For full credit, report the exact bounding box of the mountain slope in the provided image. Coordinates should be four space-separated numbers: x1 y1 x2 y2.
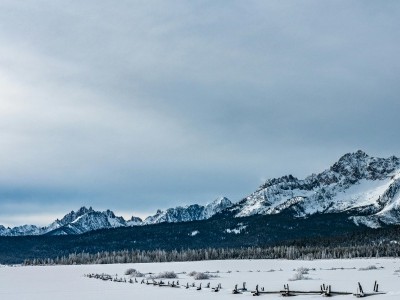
49 209 128 235
143 197 233 225
0 224 42 236
230 150 400 227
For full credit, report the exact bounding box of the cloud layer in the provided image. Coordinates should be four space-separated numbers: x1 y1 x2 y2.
0 1 399 226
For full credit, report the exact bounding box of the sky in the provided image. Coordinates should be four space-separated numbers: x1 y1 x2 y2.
0 0 399 227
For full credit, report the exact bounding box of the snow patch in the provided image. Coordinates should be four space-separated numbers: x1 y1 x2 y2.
190 230 199 236
225 224 247 234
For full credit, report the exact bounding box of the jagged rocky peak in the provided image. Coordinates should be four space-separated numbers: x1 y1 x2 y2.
202 196 233 219
260 174 300 189
48 207 128 235
126 216 143 226
74 206 94 215
204 196 232 210
0 225 7 237
330 150 399 181
212 196 232 205
103 209 116 218
60 206 94 225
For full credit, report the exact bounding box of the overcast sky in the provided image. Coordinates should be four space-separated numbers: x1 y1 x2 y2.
0 0 399 227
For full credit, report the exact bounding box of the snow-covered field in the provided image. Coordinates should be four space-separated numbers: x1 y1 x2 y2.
1 259 400 299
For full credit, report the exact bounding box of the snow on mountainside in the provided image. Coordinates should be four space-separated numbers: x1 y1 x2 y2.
126 216 143 226
43 206 95 234
143 197 233 225
50 210 128 235
202 196 233 219
0 197 233 236
0 207 132 236
0 224 42 236
231 150 400 227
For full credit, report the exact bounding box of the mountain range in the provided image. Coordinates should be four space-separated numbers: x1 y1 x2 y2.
1 150 400 237
0 197 233 236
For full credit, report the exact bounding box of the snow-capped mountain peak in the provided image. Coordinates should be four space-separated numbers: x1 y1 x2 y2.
126 216 143 226
59 206 94 226
142 197 233 225
231 151 400 227
330 150 399 182
202 196 233 219
50 208 128 235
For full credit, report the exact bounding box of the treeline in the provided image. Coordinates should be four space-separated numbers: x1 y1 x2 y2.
23 243 400 266
3 215 399 265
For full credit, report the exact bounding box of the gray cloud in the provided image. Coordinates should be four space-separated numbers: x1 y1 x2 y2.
0 0 399 226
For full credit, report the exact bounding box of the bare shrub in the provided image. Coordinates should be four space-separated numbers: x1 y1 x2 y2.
289 267 311 281
125 268 135 275
188 271 219 280
296 267 310 274
193 272 210 280
289 270 310 281
359 265 379 271
151 271 178 279
124 268 144 277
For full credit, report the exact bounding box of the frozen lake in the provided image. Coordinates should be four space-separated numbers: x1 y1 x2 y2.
1 258 400 299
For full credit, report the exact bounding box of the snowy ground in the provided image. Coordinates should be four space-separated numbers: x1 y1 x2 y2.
1 258 400 299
